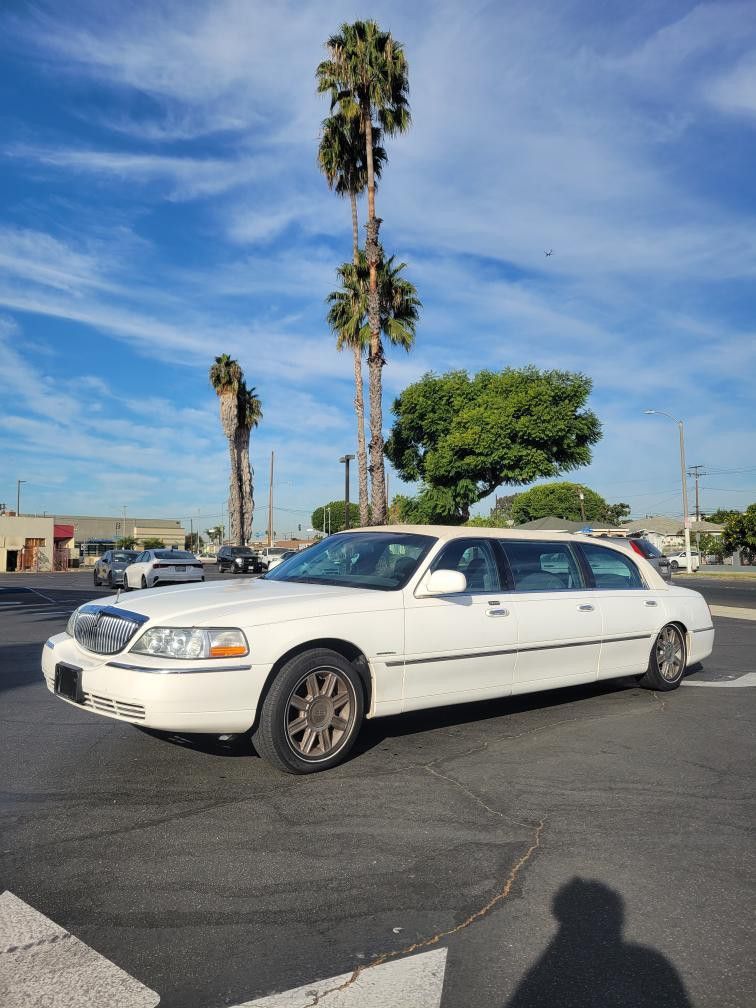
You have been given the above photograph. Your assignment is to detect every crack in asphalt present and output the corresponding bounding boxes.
[298,818,545,1007]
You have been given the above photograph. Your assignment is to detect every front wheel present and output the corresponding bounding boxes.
[252,649,364,774]
[670,560,679,571]
[93,570,101,586]
[639,624,687,691]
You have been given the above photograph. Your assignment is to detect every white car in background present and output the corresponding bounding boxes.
[123,549,205,590]
[666,551,701,572]
[44,527,714,775]
[265,549,297,572]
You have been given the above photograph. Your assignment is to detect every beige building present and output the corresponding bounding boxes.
[49,514,186,563]
[0,515,75,572]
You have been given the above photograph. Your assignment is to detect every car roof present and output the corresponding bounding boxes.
[340,524,614,545]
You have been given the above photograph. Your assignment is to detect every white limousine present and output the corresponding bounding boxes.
[43,526,714,774]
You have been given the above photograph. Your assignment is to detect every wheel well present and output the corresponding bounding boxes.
[669,620,690,660]
[252,638,372,730]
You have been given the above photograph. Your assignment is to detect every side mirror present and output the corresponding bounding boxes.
[421,569,468,596]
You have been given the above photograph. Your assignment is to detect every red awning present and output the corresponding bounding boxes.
[54,524,74,539]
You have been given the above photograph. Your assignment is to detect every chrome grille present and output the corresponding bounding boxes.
[72,604,147,655]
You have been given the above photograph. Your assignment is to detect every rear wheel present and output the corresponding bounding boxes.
[639,624,687,691]
[670,560,679,571]
[141,574,148,589]
[252,649,364,774]
[93,570,101,586]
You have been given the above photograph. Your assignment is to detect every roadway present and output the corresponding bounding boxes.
[0,569,753,1007]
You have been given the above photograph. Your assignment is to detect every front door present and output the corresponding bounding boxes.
[402,537,518,710]
[500,539,602,691]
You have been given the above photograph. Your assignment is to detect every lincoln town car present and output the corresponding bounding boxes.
[42,527,715,773]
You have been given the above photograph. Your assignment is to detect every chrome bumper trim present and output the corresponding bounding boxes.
[106,661,252,675]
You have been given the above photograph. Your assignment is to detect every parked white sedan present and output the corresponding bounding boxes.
[123,549,205,590]
[43,527,714,774]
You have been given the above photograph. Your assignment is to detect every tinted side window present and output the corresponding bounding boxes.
[431,539,500,593]
[503,541,583,592]
[580,543,644,590]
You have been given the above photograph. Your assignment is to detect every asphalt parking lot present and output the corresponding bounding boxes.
[1,569,754,1007]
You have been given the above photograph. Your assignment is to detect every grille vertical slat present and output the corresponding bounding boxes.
[72,605,144,655]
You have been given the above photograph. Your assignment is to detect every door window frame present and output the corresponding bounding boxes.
[428,537,504,596]
[496,539,589,593]
[576,542,648,591]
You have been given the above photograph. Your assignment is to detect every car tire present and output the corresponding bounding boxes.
[638,623,687,691]
[107,572,114,588]
[252,648,365,774]
[93,570,101,586]
[670,561,679,571]
[141,575,148,589]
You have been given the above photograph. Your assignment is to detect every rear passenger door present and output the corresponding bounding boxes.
[577,542,660,679]
[500,539,602,691]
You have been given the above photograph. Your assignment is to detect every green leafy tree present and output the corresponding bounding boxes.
[142,538,166,549]
[385,368,602,524]
[311,500,361,534]
[185,533,204,551]
[318,113,386,526]
[696,532,726,561]
[603,502,631,525]
[318,19,411,524]
[722,504,756,562]
[116,536,137,549]
[511,482,609,524]
[205,526,224,547]
[702,509,738,525]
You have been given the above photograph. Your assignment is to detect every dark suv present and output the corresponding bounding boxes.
[217,546,266,574]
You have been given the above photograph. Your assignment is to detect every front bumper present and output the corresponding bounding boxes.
[42,633,271,733]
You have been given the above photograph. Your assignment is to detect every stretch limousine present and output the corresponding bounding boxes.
[43,526,714,774]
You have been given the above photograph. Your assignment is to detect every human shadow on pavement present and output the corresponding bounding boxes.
[505,878,692,1007]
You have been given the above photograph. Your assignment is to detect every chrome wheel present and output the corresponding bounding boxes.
[285,667,356,762]
[655,625,684,681]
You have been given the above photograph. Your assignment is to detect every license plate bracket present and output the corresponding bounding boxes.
[55,663,83,703]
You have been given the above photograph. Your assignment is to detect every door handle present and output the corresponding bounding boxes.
[645,600,658,607]
[578,604,594,612]
[487,608,509,617]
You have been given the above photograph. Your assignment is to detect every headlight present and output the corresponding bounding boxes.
[66,608,80,636]
[130,627,248,660]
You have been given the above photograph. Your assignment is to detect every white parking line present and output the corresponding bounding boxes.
[684,673,756,688]
[710,605,756,621]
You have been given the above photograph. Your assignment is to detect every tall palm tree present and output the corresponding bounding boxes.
[327,253,420,470]
[317,20,411,524]
[235,384,262,546]
[209,354,243,544]
[318,113,386,526]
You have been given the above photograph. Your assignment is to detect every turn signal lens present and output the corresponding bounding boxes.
[209,645,248,657]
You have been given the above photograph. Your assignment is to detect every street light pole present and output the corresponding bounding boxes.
[643,410,692,573]
[339,454,355,530]
[578,490,586,522]
[16,480,26,516]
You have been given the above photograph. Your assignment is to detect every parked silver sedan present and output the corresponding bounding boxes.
[93,550,139,588]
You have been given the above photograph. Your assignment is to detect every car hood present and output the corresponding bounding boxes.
[93,578,397,628]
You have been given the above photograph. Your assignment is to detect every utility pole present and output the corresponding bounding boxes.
[267,451,274,547]
[643,410,692,573]
[340,454,355,530]
[578,490,586,522]
[688,464,705,556]
[16,480,26,516]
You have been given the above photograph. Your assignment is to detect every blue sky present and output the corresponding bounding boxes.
[1,0,754,535]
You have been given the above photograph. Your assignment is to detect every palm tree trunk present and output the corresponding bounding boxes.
[349,191,370,526]
[236,426,254,544]
[219,390,243,546]
[363,108,387,525]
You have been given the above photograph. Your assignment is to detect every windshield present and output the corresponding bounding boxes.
[153,550,195,560]
[227,547,254,556]
[263,532,435,591]
[112,551,137,563]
